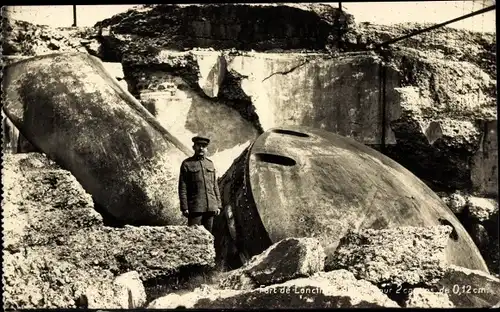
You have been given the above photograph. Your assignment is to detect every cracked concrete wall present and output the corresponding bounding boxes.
[225,52,400,145]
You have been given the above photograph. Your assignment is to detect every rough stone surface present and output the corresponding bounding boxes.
[384,64,496,193]
[441,191,468,214]
[112,271,147,309]
[2,18,98,57]
[2,153,216,309]
[148,270,398,309]
[467,196,498,222]
[434,265,500,308]
[3,250,117,309]
[219,237,325,290]
[325,226,452,286]
[405,288,454,308]
[471,120,498,196]
[3,53,191,226]
[95,4,353,53]
[56,225,215,281]
[3,15,496,200]
[2,153,100,253]
[348,24,497,195]
[342,22,496,78]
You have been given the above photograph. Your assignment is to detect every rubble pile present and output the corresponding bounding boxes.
[2,18,100,58]
[2,153,498,308]
[148,228,500,309]
[441,192,499,276]
[218,238,326,290]
[2,153,215,309]
[324,226,453,286]
[1,3,498,309]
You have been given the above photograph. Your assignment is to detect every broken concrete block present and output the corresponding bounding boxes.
[219,237,325,290]
[147,284,241,309]
[3,251,116,309]
[113,271,147,309]
[442,191,468,214]
[150,270,398,308]
[196,52,226,98]
[3,227,215,309]
[2,153,216,309]
[467,196,498,222]
[325,226,452,286]
[219,272,257,290]
[434,265,500,308]
[405,288,454,308]
[2,153,101,252]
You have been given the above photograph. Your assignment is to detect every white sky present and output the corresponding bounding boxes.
[2,2,496,33]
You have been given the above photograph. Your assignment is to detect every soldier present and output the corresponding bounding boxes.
[178,135,222,233]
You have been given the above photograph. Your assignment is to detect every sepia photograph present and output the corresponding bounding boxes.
[1,1,498,309]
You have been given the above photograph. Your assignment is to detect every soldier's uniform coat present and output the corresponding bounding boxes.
[178,155,222,213]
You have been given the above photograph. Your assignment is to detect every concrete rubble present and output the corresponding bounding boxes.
[148,226,500,308]
[1,2,498,309]
[2,151,499,308]
[2,153,215,309]
[404,288,455,308]
[324,226,453,286]
[149,252,398,309]
[467,196,498,222]
[218,237,325,290]
[79,271,146,309]
[434,265,500,308]
[441,191,469,214]
[111,271,147,309]
[440,191,499,275]
[2,18,99,57]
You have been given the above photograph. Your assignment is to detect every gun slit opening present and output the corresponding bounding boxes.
[271,129,310,138]
[253,153,297,166]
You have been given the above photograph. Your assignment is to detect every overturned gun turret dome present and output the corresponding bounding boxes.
[214,126,489,273]
[2,52,192,226]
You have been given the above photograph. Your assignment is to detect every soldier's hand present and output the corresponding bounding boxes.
[215,209,221,216]
[182,210,189,217]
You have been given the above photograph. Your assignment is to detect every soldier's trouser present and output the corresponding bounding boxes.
[188,212,214,233]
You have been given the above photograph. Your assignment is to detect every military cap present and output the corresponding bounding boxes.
[192,135,210,145]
